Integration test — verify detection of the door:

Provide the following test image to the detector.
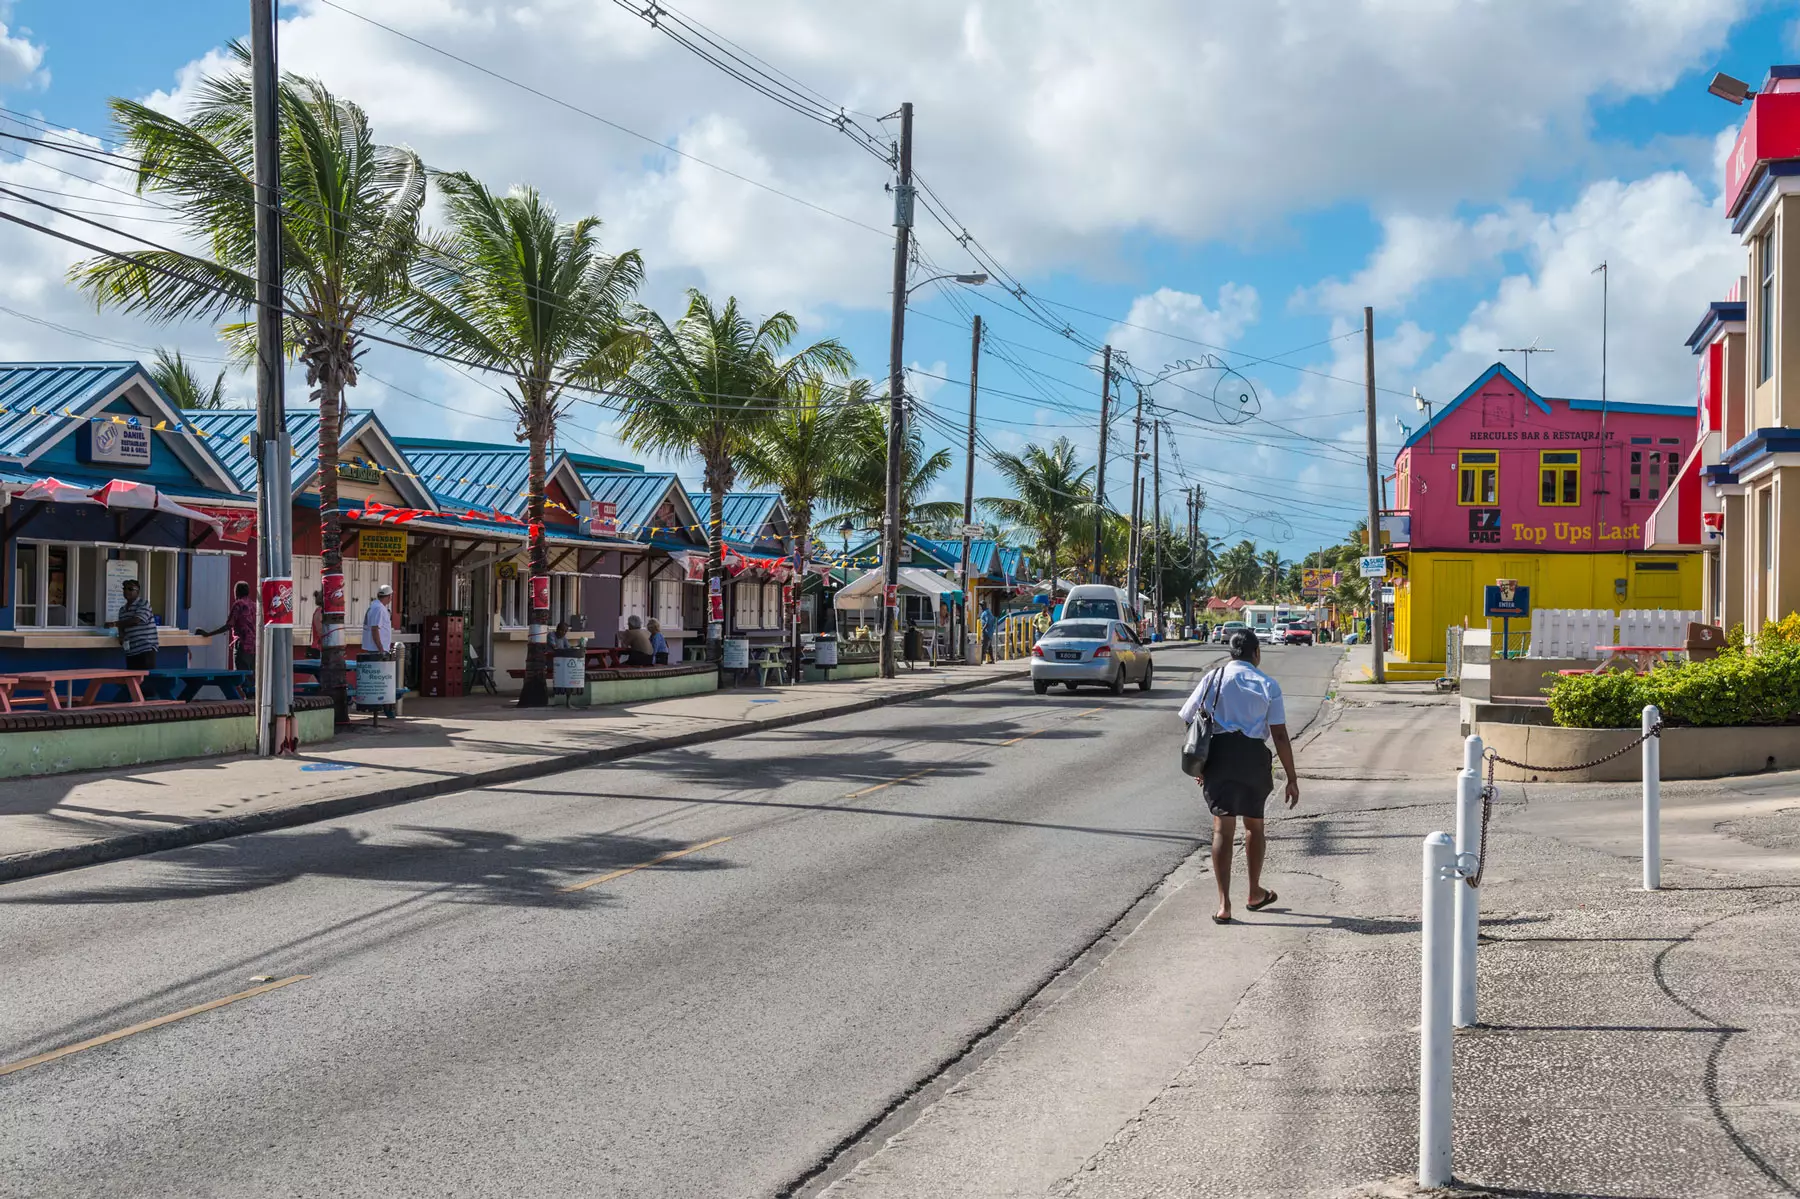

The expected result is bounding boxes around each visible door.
[189,554,231,669]
[1430,559,1474,665]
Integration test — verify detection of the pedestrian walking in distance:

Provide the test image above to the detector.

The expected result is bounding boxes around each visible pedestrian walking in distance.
[1179,629,1299,923]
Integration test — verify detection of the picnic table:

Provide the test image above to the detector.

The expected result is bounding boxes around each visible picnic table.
[7,669,151,711]
[142,668,253,702]
[0,675,17,713]
[585,645,624,671]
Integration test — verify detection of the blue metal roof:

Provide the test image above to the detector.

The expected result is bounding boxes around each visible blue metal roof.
[0,362,144,459]
[184,408,434,501]
[687,490,782,543]
[565,448,645,474]
[579,470,704,540]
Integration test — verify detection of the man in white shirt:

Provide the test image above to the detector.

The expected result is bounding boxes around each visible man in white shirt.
[363,583,394,655]
[1180,629,1299,924]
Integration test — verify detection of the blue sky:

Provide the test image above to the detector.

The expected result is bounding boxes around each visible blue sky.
[0,1,1790,553]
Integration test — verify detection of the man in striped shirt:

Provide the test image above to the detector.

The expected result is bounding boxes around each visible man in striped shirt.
[108,578,159,670]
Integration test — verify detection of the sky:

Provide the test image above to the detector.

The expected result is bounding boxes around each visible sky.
[0,0,1790,556]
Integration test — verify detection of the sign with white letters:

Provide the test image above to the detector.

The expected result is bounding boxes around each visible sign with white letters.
[1358,555,1388,579]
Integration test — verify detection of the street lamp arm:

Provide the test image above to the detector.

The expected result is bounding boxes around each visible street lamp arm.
[905,271,988,298]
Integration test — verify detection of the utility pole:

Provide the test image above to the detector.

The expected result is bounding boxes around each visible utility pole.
[1363,306,1385,684]
[880,101,913,680]
[1151,421,1162,638]
[1126,384,1144,606]
[959,313,981,664]
[1092,345,1111,582]
[251,0,294,755]
[1186,487,1199,636]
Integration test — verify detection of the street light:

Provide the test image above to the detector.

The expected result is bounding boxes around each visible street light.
[905,271,988,297]
[1708,72,1755,104]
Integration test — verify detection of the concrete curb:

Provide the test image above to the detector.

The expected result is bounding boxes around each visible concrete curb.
[0,666,1031,885]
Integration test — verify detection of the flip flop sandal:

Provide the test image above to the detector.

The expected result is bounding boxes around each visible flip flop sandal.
[1211,914,1232,924]
[1247,890,1278,911]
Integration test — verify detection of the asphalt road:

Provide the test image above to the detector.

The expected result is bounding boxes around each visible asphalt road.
[0,642,1339,1199]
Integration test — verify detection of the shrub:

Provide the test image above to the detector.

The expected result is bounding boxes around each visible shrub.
[1546,643,1800,728]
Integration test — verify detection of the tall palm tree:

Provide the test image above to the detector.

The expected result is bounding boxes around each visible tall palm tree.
[149,347,230,409]
[740,373,868,674]
[73,44,425,718]
[828,401,962,532]
[1215,540,1261,600]
[1258,549,1287,601]
[402,172,643,707]
[981,437,1093,603]
[618,290,852,655]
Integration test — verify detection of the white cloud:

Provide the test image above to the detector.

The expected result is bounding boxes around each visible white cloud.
[1107,284,1260,371]
[1301,206,1535,313]
[0,7,45,90]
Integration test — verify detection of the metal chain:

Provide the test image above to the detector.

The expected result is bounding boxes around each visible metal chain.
[1467,720,1663,890]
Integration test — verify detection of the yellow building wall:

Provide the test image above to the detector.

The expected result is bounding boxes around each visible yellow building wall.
[1393,551,1702,663]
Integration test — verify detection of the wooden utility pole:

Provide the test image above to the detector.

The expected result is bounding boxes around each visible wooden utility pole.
[880,102,913,680]
[1364,306,1385,683]
[1092,345,1110,582]
[1151,421,1162,637]
[959,314,981,662]
[1126,384,1144,606]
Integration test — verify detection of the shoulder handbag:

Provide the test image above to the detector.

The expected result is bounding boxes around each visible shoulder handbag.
[1180,667,1225,778]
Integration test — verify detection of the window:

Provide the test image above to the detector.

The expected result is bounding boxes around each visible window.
[548,574,581,626]
[1761,229,1776,384]
[498,574,524,628]
[620,570,649,628]
[1648,452,1663,501]
[1630,451,1643,500]
[1539,451,1580,506]
[653,579,683,631]
[1633,560,1681,601]
[11,542,177,631]
[1457,451,1498,505]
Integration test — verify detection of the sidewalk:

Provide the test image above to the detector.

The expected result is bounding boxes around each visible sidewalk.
[0,660,1028,883]
[817,654,1800,1197]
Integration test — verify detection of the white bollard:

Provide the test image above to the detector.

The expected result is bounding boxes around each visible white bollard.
[1453,735,1483,1028]
[1419,831,1457,1189]
[1643,704,1661,891]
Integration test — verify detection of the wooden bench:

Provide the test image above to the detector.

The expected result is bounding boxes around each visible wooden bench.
[8,669,151,711]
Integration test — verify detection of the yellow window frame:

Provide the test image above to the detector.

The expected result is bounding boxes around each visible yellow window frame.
[1539,450,1580,507]
[1458,451,1498,506]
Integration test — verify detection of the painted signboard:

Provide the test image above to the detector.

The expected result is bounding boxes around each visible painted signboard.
[359,529,408,562]
[1358,555,1388,578]
[1725,90,1800,217]
[104,558,138,622]
[82,417,152,468]
[1483,582,1530,618]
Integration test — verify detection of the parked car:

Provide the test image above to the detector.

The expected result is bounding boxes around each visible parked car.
[1254,624,1275,644]
[1031,619,1153,695]
[1212,620,1249,644]
[1278,621,1314,646]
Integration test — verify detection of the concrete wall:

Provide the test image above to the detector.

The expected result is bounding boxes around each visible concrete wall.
[1490,657,1587,700]
[1475,719,1800,782]
[571,667,718,707]
[0,705,335,780]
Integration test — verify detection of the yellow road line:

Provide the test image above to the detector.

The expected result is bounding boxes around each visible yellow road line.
[998,730,1041,746]
[843,768,935,799]
[0,974,311,1078]
[1001,705,1105,746]
[560,836,734,893]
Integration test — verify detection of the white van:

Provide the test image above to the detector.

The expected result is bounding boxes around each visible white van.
[1059,584,1142,627]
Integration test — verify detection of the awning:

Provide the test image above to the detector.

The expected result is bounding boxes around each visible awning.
[835,566,965,607]
[12,476,222,534]
[1646,442,1716,551]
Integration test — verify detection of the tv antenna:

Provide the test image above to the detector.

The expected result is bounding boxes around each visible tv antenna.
[1498,338,1554,387]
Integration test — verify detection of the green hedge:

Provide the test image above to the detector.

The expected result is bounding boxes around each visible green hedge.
[1546,645,1800,728]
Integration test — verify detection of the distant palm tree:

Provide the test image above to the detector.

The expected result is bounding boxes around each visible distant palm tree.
[1258,549,1287,601]
[829,400,962,533]
[981,437,1093,603]
[149,347,229,409]
[1215,540,1261,599]
[617,290,852,654]
[402,173,643,706]
[73,44,425,717]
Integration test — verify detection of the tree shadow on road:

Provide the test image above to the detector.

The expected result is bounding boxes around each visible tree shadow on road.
[0,824,736,909]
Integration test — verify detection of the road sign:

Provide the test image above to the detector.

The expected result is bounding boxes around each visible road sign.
[1484,582,1530,618]
[1358,555,1388,578]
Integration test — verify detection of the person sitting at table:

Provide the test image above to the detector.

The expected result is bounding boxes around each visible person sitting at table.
[647,617,669,665]
[550,620,575,651]
[107,578,159,671]
[200,581,257,671]
[622,614,654,666]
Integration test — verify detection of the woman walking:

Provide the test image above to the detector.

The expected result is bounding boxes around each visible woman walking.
[1179,629,1300,923]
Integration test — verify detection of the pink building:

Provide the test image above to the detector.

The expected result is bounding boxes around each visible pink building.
[1389,363,1701,662]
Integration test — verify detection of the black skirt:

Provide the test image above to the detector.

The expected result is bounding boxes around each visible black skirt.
[1202,731,1274,819]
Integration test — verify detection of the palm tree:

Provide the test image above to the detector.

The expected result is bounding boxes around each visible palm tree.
[981,437,1093,603]
[402,173,643,707]
[1258,549,1287,601]
[828,401,962,532]
[73,44,425,718]
[149,347,229,409]
[740,372,869,675]
[618,290,852,656]
[1215,540,1261,600]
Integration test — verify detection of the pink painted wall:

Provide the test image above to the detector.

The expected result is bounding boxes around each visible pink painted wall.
[1395,368,1696,553]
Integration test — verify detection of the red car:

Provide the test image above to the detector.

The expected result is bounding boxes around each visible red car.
[1277,621,1314,646]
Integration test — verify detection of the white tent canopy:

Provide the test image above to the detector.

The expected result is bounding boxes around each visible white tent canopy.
[836,567,964,609]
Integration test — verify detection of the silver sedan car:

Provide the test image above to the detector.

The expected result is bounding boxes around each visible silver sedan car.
[1030,620,1153,695]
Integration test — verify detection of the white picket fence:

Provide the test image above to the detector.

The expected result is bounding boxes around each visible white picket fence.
[1527,609,1703,659]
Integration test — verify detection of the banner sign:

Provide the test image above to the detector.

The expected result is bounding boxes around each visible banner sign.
[529,574,549,612]
[359,528,408,562]
[321,571,346,616]
[578,499,619,537]
[1358,555,1388,579]
[684,551,707,582]
[189,506,256,543]
[262,576,295,627]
